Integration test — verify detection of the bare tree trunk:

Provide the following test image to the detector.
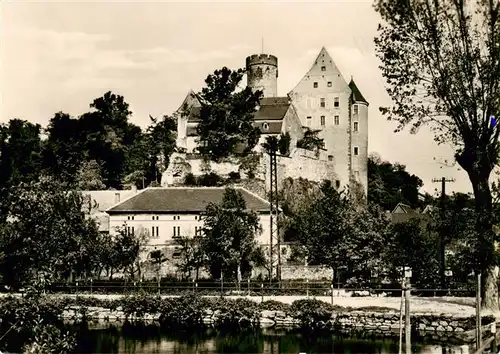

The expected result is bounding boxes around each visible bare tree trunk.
[469,172,498,310]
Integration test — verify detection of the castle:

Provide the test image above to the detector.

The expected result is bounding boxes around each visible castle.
[166,47,369,195]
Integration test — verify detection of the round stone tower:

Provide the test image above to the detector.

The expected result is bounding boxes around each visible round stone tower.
[246,54,278,98]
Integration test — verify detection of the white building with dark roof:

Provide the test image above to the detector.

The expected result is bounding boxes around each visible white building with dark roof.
[106,186,273,248]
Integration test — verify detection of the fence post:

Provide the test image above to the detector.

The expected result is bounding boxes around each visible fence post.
[490,322,497,354]
[330,284,333,305]
[195,282,198,295]
[261,283,264,302]
[158,278,160,296]
[90,279,93,295]
[75,281,78,297]
[192,278,195,294]
[306,279,309,299]
[247,278,250,297]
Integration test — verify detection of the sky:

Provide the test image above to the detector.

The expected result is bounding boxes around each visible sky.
[0,0,488,196]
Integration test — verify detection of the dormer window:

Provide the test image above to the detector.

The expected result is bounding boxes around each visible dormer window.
[262,123,269,131]
[313,82,318,88]
[321,66,326,71]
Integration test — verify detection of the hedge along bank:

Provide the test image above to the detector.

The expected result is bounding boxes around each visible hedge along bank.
[42,295,492,343]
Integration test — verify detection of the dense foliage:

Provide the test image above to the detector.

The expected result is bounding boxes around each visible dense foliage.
[191,67,263,161]
[201,187,262,283]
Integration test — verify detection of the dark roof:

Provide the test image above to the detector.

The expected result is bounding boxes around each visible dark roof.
[349,79,368,105]
[391,203,415,214]
[256,121,282,134]
[185,106,202,123]
[106,187,270,214]
[186,96,291,123]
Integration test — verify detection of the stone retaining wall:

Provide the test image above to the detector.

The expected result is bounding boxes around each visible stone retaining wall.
[61,306,490,342]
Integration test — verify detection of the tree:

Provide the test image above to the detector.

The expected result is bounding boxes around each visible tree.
[201,187,262,287]
[78,91,142,189]
[0,119,43,220]
[149,250,168,284]
[74,160,106,190]
[383,218,440,288]
[278,132,291,156]
[296,128,325,155]
[175,235,205,280]
[368,153,427,210]
[109,225,150,280]
[191,67,263,161]
[0,176,101,288]
[293,181,387,283]
[42,112,84,186]
[374,0,500,307]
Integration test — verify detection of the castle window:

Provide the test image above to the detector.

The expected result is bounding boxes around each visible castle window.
[335,180,341,188]
[321,66,326,71]
[353,146,359,156]
[353,104,359,114]
[353,122,359,132]
[313,82,318,88]
[320,98,325,108]
[152,226,159,238]
[334,116,339,125]
[327,82,332,87]
[334,97,339,107]
[328,155,333,161]
[320,116,325,126]
[195,215,198,220]
[262,123,269,131]
[127,216,130,220]
[306,116,312,126]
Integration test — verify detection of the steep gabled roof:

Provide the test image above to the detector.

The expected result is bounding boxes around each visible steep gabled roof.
[106,187,271,214]
[176,90,201,115]
[349,78,369,105]
[288,47,349,95]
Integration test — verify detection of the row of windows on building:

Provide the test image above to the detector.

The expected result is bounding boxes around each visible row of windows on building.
[126,225,203,238]
[127,215,202,221]
[306,115,360,131]
[305,95,361,114]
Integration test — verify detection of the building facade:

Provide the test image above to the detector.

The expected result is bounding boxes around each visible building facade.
[106,187,272,251]
[175,47,369,195]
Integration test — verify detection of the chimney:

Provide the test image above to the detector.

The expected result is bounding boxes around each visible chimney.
[114,192,120,204]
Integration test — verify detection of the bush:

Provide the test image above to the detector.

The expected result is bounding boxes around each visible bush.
[184,173,198,186]
[289,299,334,329]
[118,293,162,319]
[0,294,74,353]
[258,300,290,312]
[209,297,260,327]
[158,295,207,327]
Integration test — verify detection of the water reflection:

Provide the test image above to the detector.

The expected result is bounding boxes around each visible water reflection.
[73,322,463,354]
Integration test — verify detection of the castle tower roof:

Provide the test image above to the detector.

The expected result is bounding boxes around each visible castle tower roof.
[348,78,369,105]
[288,46,349,95]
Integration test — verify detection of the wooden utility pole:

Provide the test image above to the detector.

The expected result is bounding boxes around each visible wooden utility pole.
[432,177,456,287]
[405,279,411,354]
[476,272,482,351]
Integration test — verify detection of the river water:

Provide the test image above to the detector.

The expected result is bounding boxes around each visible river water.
[73,323,467,354]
